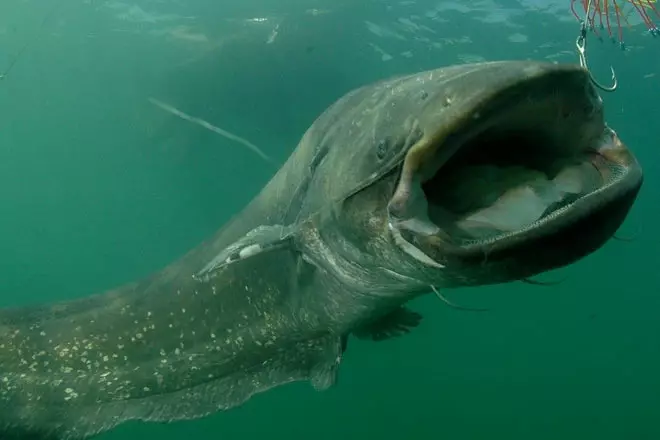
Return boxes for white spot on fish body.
[238,244,262,258]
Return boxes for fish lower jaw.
[422,126,640,250]
[387,115,641,276]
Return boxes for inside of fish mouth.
[392,119,622,246]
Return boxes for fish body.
[0,61,642,440]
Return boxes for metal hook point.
[576,34,617,93]
[589,65,617,92]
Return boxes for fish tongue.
[454,167,566,238]
[454,161,602,239]
[441,165,546,213]
[457,184,552,237]
[552,161,602,195]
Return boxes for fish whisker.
[613,224,641,242]
[430,285,489,312]
[521,277,565,286]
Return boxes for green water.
[0,0,659,438]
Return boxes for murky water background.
[1,0,659,438]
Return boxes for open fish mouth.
[387,65,643,273]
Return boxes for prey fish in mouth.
[0,61,642,440]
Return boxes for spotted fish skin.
[0,61,643,440]
[0,237,351,439]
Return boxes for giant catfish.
[0,61,643,440]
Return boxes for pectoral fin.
[353,307,422,341]
[195,224,296,282]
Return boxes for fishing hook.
[576,21,618,92]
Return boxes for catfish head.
[305,61,642,294]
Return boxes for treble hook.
[576,22,618,92]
